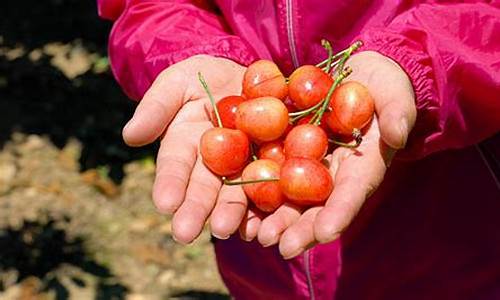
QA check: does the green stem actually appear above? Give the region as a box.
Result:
[198,72,222,128]
[321,39,334,74]
[322,60,340,73]
[288,100,324,118]
[312,66,352,126]
[315,40,363,70]
[223,177,279,186]
[288,40,363,126]
[315,49,347,68]
[333,40,363,77]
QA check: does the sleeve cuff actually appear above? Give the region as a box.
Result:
[355,30,436,112]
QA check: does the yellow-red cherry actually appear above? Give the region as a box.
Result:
[242,60,288,100]
[200,128,250,176]
[241,159,285,213]
[235,97,289,142]
[325,81,375,136]
[258,140,286,166]
[210,95,246,129]
[284,124,328,160]
[288,65,333,109]
[280,158,333,206]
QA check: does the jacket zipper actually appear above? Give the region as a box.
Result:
[303,249,316,300]
[286,2,313,297]
[285,0,300,68]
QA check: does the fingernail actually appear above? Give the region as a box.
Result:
[317,231,341,244]
[262,241,277,248]
[399,117,409,148]
[282,247,304,260]
[171,234,186,245]
[212,233,230,240]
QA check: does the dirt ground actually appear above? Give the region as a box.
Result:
[0,1,229,299]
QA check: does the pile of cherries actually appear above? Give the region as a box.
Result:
[199,41,375,213]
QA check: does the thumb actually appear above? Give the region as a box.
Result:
[346,51,417,150]
[123,68,187,147]
[375,88,416,149]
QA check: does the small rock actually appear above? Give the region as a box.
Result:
[81,169,119,198]
[130,217,160,233]
[59,139,82,171]
[126,293,161,300]
[19,276,49,300]
[29,49,43,62]
[0,162,17,193]
[132,243,171,267]
[19,135,45,153]
[157,221,172,236]
[157,270,176,286]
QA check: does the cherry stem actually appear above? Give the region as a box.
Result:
[312,66,352,126]
[321,39,334,74]
[223,177,280,186]
[328,129,362,148]
[198,72,223,128]
[288,40,363,124]
[334,40,363,77]
[315,40,362,71]
[288,100,324,120]
[316,49,347,69]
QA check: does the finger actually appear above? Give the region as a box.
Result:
[172,157,221,244]
[314,177,367,243]
[210,183,248,240]
[123,68,187,146]
[152,126,197,214]
[279,207,322,259]
[314,139,388,243]
[239,207,263,242]
[376,91,416,150]
[257,204,302,247]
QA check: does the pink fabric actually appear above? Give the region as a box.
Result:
[98,0,500,298]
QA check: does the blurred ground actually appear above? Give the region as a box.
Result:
[0,1,228,299]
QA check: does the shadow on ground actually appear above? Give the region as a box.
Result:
[0,0,158,182]
[0,219,128,299]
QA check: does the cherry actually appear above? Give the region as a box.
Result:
[210,95,246,129]
[200,127,250,176]
[325,81,375,136]
[288,65,333,109]
[242,60,288,100]
[284,97,298,113]
[280,158,333,206]
[284,124,328,160]
[258,140,285,166]
[235,97,289,142]
[241,159,285,213]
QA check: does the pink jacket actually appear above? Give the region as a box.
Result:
[98,1,500,299]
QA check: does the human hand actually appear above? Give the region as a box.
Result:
[255,51,417,258]
[123,55,250,243]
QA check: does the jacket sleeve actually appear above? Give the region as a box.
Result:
[97,0,257,100]
[358,2,500,159]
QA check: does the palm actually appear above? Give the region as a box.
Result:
[123,55,248,243]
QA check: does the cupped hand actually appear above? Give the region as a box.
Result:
[256,51,417,258]
[123,55,249,244]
